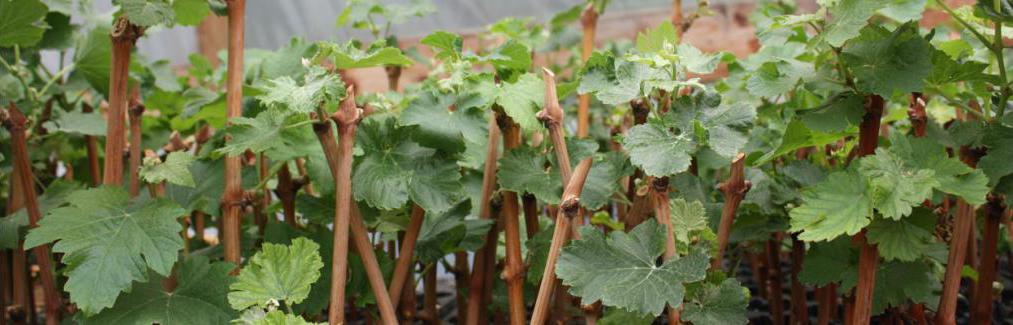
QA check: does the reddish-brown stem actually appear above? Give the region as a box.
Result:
[790,235,808,325]
[937,199,975,325]
[851,95,884,324]
[748,249,768,299]
[499,116,525,325]
[767,233,784,325]
[453,251,470,323]
[423,265,440,325]
[464,113,502,325]
[712,153,750,270]
[970,195,1006,324]
[83,103,102,186]
[398,262,417,321]
[274,164,298,227]
[624,100,651,228]
[385,66,402,92]
[816,284,837,325]
[909,92,927,137]
[577,4,598,138]
[350,206,399,324]
[221,0,246,266]
[6,161,32,324]
[3,105,62,324]
[104,17,141,186]
[390,204,425,309]
[1,250,9,324]
[128,97,144,197]
[531,159,594,325]
[194,211,206,244]
[671,0,683,33]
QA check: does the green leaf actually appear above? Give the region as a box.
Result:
[43,110,107,136]
[636,22,678,53]
[119,0,175,27]
[975,0,1013,23]
[579,53,666,105]
[858,147,938,220]
[755,120,850,165]
[257,69,346,114]
[599,308,656,325]
[879,0,926,22]
[678,44,723,74]
[399,90,480,153]
[72,25,113,98]
[139,151,197,187]
[927,48,988,85]
[746,60,806,99]
[0,0,48,47]
[147,60,183,92]
[789,169,872,242]
[866,208,936,262]
[670,198,707,244]
[556,220,709,315]
[240,310,323,325]
[670,92,755,159]
[979,125,1013,186]
[421,30,462,61]
[326,41,413,69]
[498,147,562,204]
[1,181,81,250]
[23,186,186,314]
[495,73,545,133]
[486,40,532,73]
[799,92,864,133]
[217,110,306,156]
[83,256,237,325]
[416,202,493,263]
[841,23,933,97]
[38,12,75,49]
[824,0,884,47]
[580,152,634,210]
[228,237,324,310]
[871,261,937,314]
[525,224,555,285]
[353,116,462,212]
[890,134,990,205]
[799,237,858,287]
[172,0,210,26]
[623,123,696,177]
[682,279,749,325]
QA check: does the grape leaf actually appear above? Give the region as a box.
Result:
[841,23,932,97]
[228,237,324,310]
[119,0,175,27]
[746,60,806,99]
[353,116,462,212]
[43,110,107,136]
[83,256,237,325]
[879,0,926,21]
[525,224,555,285]
[399,90,484,153]
[495,73,545,133]
[23,186,186,314]
[636,21,678,52]
[755,120,850,165]
[890,134,990,205]
[580,152,634,210]
[789,168,872,242]
[678,44,723,74]
[799,92,864,133]
[0,0,48,47]
[870,261,938,314]
[866,207,936,262]
[139,151,197,187]
[256,68,346,114]
[824,0,884,47]
[556,220,709,315]
[682,279,749,325]
[244,310,323,325]
[497,147,562,204]
[416,202,493,263]
[858,147,938,220]
[670,91,756,159]
[623,122,696,177]
[975,0,1013,23]
[979,125,1013,186]
[599,308,656,325]
[71,25,113,98]
[421,30,463,61]
[670,198,707,244]
[798,237,858,287]
[579,53,666,105]
[1,181,81,250]
[172,0,210,26]
[324,41,413,69]
[217,110,309,156]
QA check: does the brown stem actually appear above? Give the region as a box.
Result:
[350,206,399,324]
[624,100,651,228]
[790,235,809,325]
[522,194,540,239]
[385,66,402,92]
[104,17,141,186]
[909,93,927,137]
[577,5,598,138]
[221,0,246,266]
[194,211,206,244]
[83,104,102,186]
[530,159,594,325]
[767,233,784,325]
[671,0,683,32]
[1,250,9,324]
[712,153,750,270]
[816,284,837,325]
[128,96,144,197]
[453,251,470,323]
[936,199,975,325]
[274,164,298,227]
[6,162,32,325]
[464,114,502,325]
[970,195,1006,324]
[851,95,884,324]
[423,265,440,325]
[3,105,62,324]
[499,116,525,325]
[390,204,425,309]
